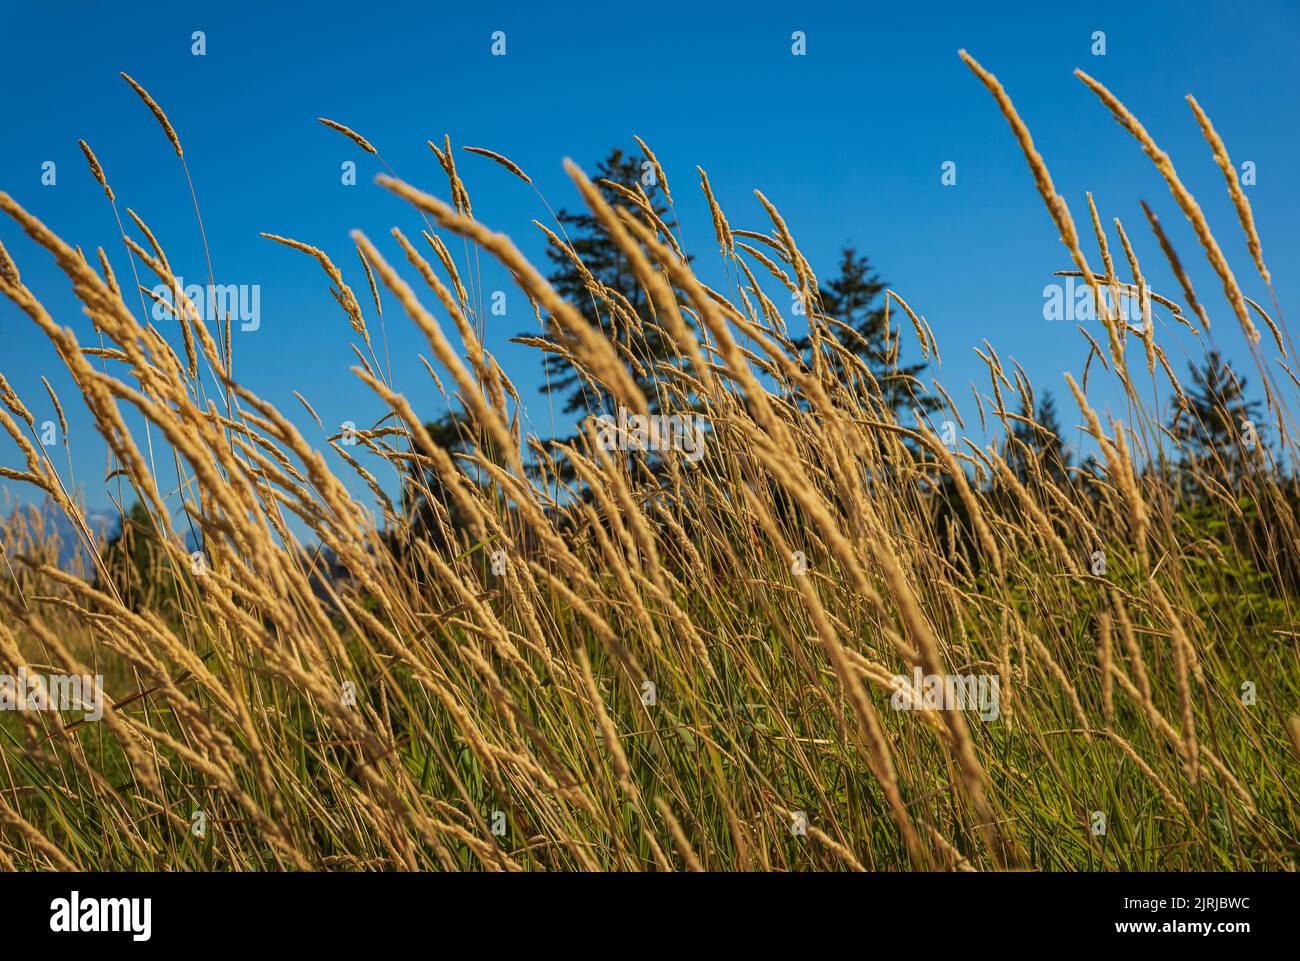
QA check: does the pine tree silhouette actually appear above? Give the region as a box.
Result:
[535,147,683,417]
[1170,350,1261,475]
[797,246,938,418]
[400,407,476,551]
[1006,390,1070,484]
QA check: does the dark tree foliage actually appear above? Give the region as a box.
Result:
[538,147,682,417]
[399,408,477,553]
[1170,350,1262,473]
[95,502,184,614]
[1005,390,1070,484]
[797,246,939,418]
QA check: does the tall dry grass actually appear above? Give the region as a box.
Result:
[0,54,1297,871]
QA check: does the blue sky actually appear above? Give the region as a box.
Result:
[1,0,1297,530]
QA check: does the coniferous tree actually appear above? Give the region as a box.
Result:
[1170,350,1261,475]
[96,502,184,614]
[798,246,938,418]
[400,407,477,551]
[1006,390,1071,484]
[536,147,682,417]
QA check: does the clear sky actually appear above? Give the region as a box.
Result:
[2,0,1297,531]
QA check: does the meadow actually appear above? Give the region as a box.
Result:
[0,51,1297,871]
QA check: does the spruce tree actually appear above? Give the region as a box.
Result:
[1006,390,1070,484]
[96,502,184,614]
[1170,350,1261,472]
[798,246,938,418]
[537,147,681,417]
[400,407,476,550]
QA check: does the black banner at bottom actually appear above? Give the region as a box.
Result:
[1,870,1279,948]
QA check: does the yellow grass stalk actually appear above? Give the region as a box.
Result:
[1185,95,1269,285]
[377,174,648,417]
[462,145,532,185]
[633,136,672,205]
[317,117,377,155]
[1076,70,1258,343]
[121,72,183,157]
[77,139,114,202]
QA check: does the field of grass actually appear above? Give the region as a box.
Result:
[0,51,1297,871]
